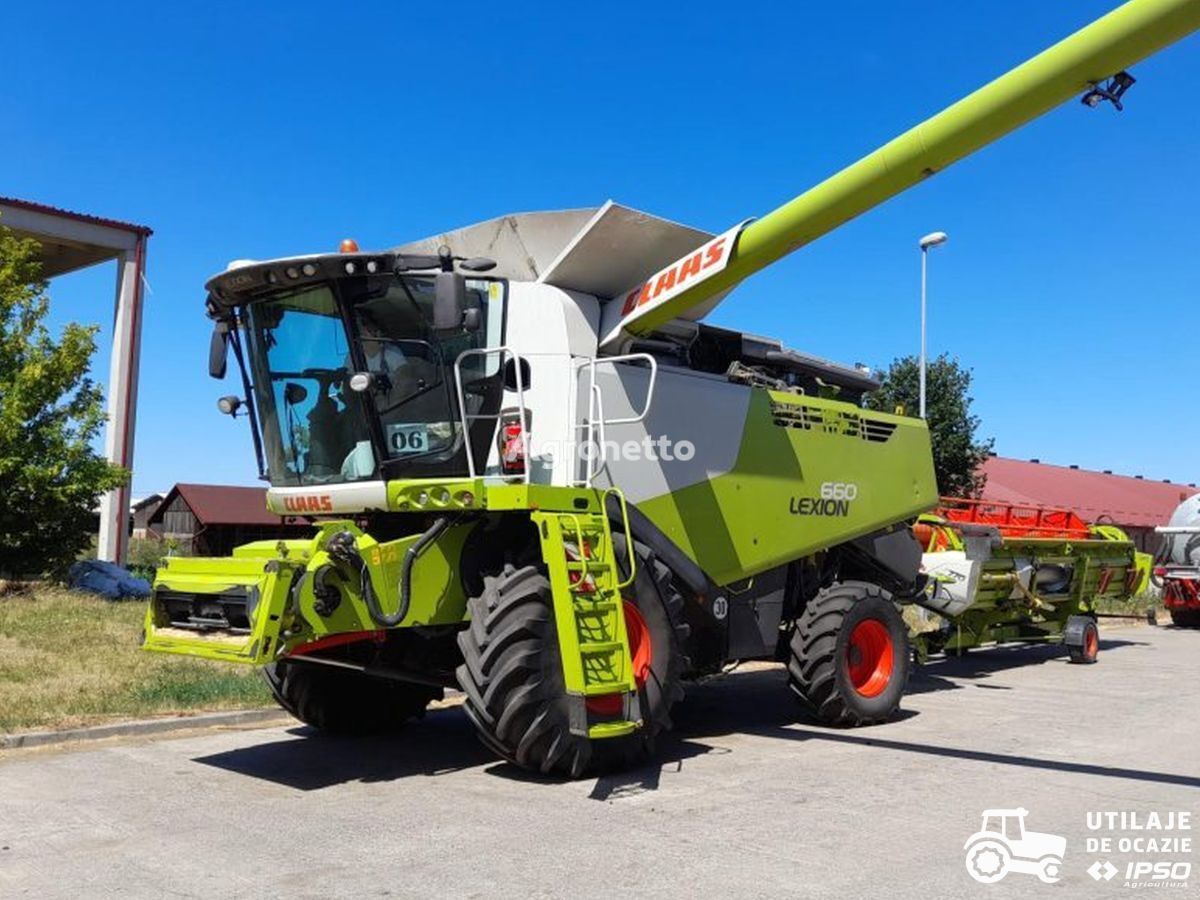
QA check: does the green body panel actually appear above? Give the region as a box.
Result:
[142,555,300,664]
[626,0,1200,336]
[294,521,473,636]
[384,477,609,517]
[637,390,937,586]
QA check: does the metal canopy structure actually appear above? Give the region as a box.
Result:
[0,197,151,564]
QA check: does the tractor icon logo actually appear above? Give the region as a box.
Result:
[964,808,1066,884]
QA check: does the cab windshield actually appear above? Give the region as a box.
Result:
[243,273,504,486]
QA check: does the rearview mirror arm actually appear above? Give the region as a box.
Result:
[227,321,267,478]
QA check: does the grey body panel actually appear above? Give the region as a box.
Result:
[586,363,750,503]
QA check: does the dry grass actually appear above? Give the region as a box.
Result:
[0,585,271,733]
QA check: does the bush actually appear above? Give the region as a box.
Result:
[125,536,187,582]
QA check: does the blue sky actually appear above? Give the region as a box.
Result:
[3,1,1197,494]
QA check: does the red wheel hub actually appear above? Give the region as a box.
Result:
[623,600,653,687]
[846,618,894,698]
[585,600,653,716]
[1085,626,1099,659]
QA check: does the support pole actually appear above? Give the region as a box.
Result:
[920,249,928,420]
[97,236,147,564]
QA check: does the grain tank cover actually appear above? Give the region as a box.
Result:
[395,201,719,310]
[536,201,715,303]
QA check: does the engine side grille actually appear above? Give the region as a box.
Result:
[770,401,898,443]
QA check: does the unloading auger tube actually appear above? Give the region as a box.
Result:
[600,0,1200,351]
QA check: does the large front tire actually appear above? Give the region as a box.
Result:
[455,538,687,777]
[788,580,910,726]
[263,660,442,734]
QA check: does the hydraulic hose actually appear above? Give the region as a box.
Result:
[326,517,452,628]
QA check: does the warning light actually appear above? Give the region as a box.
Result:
[339,238,360,253]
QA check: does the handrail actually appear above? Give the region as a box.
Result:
[573,353,659,486]
[453,346,529,483]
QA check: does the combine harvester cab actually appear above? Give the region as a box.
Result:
[913,499,1150,663]
[143,0,1200,777]
[1155,494,1200,627]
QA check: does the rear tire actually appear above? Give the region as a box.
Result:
[1067,618,1100,664]
[1169,608,1200,628]
[788,580,910,726]
[455,537,687,777]
[263,660,442,734]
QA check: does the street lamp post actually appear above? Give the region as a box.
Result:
[918,231,948,419]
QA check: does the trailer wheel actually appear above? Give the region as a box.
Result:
[1169,608,1200,628]
[263,660,442,734]
[788,580,910,726]
[1066,616,1100,664]
[456,538,687,778]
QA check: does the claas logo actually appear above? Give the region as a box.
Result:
[620,237,728,316]
[282,494,334,513]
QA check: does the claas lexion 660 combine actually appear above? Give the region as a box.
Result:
[144,0,1200,775]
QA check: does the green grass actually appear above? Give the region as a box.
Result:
[1092,591,1160,618]
[0,584,272,733]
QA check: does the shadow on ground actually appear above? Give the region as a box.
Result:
[193,709,493,790]
[908,637,1147,695]
[194,634,1191,794]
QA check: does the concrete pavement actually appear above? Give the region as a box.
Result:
[2,622,1197,899]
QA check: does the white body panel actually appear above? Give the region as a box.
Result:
[267,480,389,515]
[920,552,980,616]
[499,281,600,485]
[921,551,1042,616]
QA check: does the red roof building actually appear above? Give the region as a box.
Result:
[979,457,1198,552]
[147,484,310,556]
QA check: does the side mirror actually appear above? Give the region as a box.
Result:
[284,382,309,406]
[503,357,532,391]
[434,271,467,331]
[209,322,230,379]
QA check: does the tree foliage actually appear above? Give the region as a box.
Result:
[865,353,994,498]
[0,226,126,577]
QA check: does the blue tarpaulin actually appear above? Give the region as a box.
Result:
[68,559,151,601]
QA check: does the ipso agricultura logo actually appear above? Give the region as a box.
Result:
[964,808,1066,884]
[1085,810,1192,889]
[963,807,1193,889]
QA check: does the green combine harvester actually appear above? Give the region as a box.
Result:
[144,0,1200,776]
